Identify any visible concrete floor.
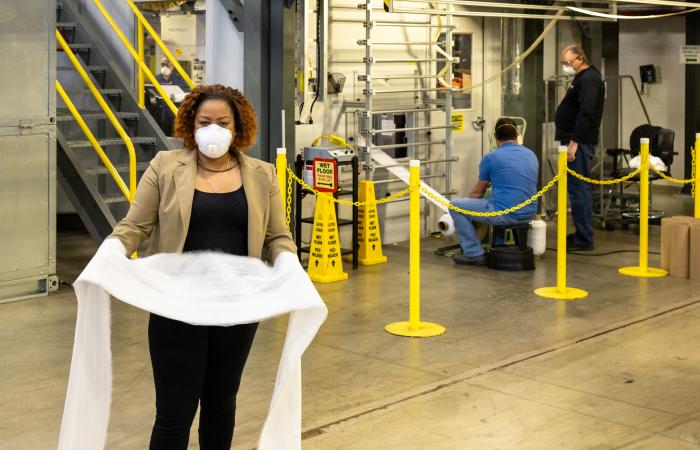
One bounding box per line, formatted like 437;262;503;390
2;224;700;449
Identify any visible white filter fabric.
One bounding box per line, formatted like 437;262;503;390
629;155;667;172
58;238;327;450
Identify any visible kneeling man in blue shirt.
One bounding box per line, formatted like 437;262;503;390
450;118;539;266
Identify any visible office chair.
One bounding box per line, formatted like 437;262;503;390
602;125;675;230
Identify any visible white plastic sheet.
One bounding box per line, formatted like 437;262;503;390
58;239;327;450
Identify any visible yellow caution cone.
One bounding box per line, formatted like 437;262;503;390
357;181;388;265
307;193;349;283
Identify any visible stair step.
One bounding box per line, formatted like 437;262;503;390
84;162;150;175
63;43;91;50
67;137;157;149
65;88;123;96
102;194;129;204
56;110;140;122
57;65;109;73
57;22;77;29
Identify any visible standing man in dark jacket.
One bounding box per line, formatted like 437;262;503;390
555;44;605;251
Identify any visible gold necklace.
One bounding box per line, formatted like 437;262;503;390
199;156;233;193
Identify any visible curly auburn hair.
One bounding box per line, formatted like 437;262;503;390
174;84;257;152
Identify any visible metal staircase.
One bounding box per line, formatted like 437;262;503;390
55;0;175;242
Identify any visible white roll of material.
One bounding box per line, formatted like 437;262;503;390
438;213;456;237
528;219;547;256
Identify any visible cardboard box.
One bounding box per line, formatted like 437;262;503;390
669;221;691;278
660;217;676;271
690;224;700;280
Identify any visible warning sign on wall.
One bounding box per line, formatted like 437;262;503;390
451;113;464;132
313;158;338;193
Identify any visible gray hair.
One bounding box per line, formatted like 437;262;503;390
563;44;589;64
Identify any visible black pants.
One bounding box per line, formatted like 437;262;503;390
148;314;258;450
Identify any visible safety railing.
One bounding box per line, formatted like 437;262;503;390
125;0;195;109
56;29;135;203
91;0;181;115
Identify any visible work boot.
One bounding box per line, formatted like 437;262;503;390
452;253;487;266
567;242;594;251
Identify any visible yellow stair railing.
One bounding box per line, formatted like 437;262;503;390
56;29;136;203
91;0;181;115
125;0;195;109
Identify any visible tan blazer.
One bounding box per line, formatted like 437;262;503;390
108;148;296;263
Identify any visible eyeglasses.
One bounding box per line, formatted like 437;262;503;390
560;55;581;66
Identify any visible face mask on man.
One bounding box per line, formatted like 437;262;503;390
562;65;577;77
160;66;173;78
195;124;233;159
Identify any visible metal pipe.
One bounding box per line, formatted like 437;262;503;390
368;124;457;134
371;87;459;95
372;58;452;63
445;2;454;199
330;18;455;27
361;140;446;150
372;158;458;169
365;75;441;80
397;0;609;12
364;0;373;181
364;41;440;45
372;108;444;114
370;140;448;150
390;8;614;21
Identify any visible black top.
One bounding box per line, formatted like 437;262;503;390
555;66;606;146
182;188;248;256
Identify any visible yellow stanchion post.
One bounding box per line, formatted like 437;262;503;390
385;160;446;337
695;133;700;219
619;138;668;278
276;148;287;215
535;146;588;300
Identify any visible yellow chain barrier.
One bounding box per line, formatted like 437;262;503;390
650;167;698;184
647;146;697;188
286;171;293;230
421;173;562;217
566;167;642;185
286;165;561;217
285;166;412;207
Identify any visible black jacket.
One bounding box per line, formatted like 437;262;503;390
555;66;605;146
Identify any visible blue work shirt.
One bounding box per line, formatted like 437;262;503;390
478;141;539;221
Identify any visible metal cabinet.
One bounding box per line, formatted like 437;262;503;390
0;0;58;302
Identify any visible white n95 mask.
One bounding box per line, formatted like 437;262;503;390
562;65;576;77
160;66;173;78
195;124;233;159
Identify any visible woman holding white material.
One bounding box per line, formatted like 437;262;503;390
108;84;296;449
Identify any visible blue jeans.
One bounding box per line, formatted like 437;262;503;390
449;198;521;257
568;144;595;246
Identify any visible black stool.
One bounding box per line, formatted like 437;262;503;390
487;223;535;271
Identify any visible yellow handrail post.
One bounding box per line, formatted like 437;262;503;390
385;160;445;338
276;148;287;215
125;0;195;90
137;20;145;109
535;146;588;300
56;29;136;202
92;0;179;115
619;138;668;278
695;133;700;218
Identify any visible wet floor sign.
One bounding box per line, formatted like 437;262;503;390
357;181;388;265
307;193;348;283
